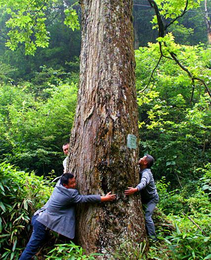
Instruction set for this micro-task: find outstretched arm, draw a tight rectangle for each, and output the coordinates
[125,171,150,195]
[125,187,138,196]
[101,192,116,202]
[67,189,116,203]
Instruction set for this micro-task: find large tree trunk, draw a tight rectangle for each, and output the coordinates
[67,0,147,257]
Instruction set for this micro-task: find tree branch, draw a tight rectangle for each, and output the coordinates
[165,0,189,30]
[183,212,207,235]
[146,0,211,100]
[141,44,163,92]
[193,77,211,98]
[169,51,211,98]
[148,0,165,37]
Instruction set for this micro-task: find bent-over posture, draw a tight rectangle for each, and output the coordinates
[19,173,116,259]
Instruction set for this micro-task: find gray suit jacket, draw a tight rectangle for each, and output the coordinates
[35,184,101,239]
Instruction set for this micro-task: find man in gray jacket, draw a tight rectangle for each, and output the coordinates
[19,173,116,260]
[125,154,159,241]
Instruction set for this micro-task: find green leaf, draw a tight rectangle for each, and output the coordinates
[0,201,6,212]
[0,182,5,192]
[12,238,17,252]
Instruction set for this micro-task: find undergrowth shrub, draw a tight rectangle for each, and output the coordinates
[163,223,211,260]
[45,242,101,260]
[0,162,52,260]
[157,165,211,216]
[154,166,211,260]
[112,240,147,260]
[156,177,186,215]
[197,163,211,198]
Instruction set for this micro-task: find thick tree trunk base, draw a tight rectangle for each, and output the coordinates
[67,0,148,255]
[76,197,147,257]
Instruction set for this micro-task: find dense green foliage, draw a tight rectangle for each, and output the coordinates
[46,242,101,259]
[0,0,80,55]
[0,162,52,259]
[0,78,78,175]
[0,0,210,85]
[0,0,81,82]
[136,42,211,187]
[134,0,210,47]
[147,164,211,259]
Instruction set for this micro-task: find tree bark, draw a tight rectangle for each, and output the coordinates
[67,0,147,257]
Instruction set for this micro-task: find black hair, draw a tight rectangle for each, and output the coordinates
[62,143,70,147]
[145,154,155,168]
[62,143,70,146]
[60,173,74,186]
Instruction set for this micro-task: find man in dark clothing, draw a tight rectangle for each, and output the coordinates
[19,173,116,260]
[125,154,159,240]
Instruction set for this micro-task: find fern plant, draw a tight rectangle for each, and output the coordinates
[0,162,52,260]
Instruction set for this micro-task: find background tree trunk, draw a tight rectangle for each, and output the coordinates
[67,0,147,257]
[204,0,211,44]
